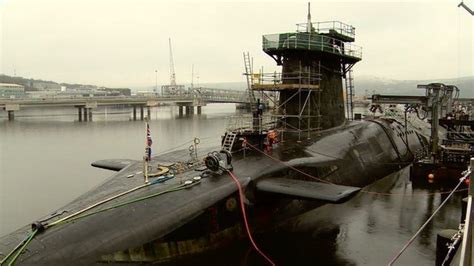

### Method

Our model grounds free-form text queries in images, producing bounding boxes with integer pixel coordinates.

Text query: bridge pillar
[140,106,144,120]
[197,106,202,115]
[133,106,137,121]
[5,104,19,121]
[83,108,88,121]
[147,106,151,119]
[78,107,82,122]
[7,111,14,121]
[88,108,93,121]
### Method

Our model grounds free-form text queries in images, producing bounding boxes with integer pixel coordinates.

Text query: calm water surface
[0,105,466,265]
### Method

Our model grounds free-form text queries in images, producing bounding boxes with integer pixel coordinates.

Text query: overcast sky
[0,0,473,87]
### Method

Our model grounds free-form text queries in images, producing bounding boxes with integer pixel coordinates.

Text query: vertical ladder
[222,132,237,152]
[344,69,355,120]
[243,52,257,113]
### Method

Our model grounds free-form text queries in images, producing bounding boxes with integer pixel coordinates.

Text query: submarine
[0,6,430,265]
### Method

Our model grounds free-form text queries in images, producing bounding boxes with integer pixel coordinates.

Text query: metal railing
[263,32,362,59]
[226,114,277,133]
[192,87,249,103]
[0,88,251,106]
[251,72,321,86]
[460,158,473,265]
[296,21,355,40]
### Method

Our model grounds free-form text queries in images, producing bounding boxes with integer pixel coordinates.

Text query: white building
[0,83,25,98]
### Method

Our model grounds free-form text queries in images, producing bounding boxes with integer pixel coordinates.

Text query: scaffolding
[243,52,258,113]
[245,61,322,141]
[224,18,361,146]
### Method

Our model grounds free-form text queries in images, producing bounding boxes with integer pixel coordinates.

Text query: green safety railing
[296,21,355,40]
[262,32,362,60]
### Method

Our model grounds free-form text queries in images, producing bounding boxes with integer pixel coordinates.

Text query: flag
[145,123,153,161]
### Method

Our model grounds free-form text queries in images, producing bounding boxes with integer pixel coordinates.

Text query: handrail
[459,158,473,265]
[0,88,251,104]
[263,32,362,59]
[251,72,321,86]
[296,20,356,39]
[226,114,277,133]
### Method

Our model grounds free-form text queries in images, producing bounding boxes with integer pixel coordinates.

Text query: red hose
[226,170,276,266]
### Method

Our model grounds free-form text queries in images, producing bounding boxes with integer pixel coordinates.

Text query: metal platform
[262,32,362,64]
[252,83,320,91]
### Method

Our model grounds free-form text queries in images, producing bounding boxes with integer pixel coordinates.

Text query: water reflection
[0,104,235,236]
[177,167,465,265]
[0,105,466,265]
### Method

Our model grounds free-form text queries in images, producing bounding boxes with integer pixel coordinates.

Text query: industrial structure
[0,87,251,121]
[0,83,25,98]
[370,83,473,178]
[1,3,472,266]
[161,38,187,96]
[236,3,361,142]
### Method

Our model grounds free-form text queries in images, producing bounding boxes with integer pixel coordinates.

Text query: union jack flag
[145,123,152,161]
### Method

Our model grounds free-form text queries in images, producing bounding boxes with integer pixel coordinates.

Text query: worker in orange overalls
[268,130,277,144]
[265,130,278,153]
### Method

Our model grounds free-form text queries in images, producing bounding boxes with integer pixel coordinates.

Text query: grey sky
[1,0,473,88]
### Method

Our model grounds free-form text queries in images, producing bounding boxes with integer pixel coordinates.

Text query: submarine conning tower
[252,5,362,133]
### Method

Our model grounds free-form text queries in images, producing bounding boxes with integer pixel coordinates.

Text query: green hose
[57,181,199,225]
[0,229,38,266]
[0,179,200,265]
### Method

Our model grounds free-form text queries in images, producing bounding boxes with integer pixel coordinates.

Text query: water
[0,105,466,265]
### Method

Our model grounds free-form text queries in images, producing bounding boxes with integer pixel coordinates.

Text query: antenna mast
[169,38,177,86]
[307,2,312,33]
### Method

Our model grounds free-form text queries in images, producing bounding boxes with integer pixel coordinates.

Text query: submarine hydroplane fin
[91,159,137,171]
[256,178,360,202]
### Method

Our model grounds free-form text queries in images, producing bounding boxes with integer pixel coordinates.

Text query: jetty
[0,87,251,121]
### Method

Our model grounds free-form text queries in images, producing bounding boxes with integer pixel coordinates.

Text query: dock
[0,87,251,121]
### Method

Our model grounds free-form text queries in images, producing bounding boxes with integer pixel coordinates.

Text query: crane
[169,38,177,86]
[458,1,474,15]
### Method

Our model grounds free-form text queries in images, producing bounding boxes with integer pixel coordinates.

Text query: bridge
[0,87,251,121]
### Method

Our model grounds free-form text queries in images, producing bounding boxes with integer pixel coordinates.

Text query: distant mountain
[355,75,474,98]
[0,74,119,91]
[2,73,472,98]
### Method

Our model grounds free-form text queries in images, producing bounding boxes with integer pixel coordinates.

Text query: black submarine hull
[0,118,427,265]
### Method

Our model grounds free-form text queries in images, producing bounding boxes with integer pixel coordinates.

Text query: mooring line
[0,176,198,265]
[246,142,469,197]
[49,176,173,227]
[388,170,470,265]
[59,181,199,225]
[0,229,38,266]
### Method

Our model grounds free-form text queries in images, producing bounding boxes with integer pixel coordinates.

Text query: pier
[0,87,251,121]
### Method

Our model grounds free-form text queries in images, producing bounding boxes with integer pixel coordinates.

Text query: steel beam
[371,95,428,105]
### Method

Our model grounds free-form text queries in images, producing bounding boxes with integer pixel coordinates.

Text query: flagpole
[144,118,149,184]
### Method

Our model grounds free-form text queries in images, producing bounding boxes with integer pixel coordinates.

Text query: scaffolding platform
[252,83,320,91]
